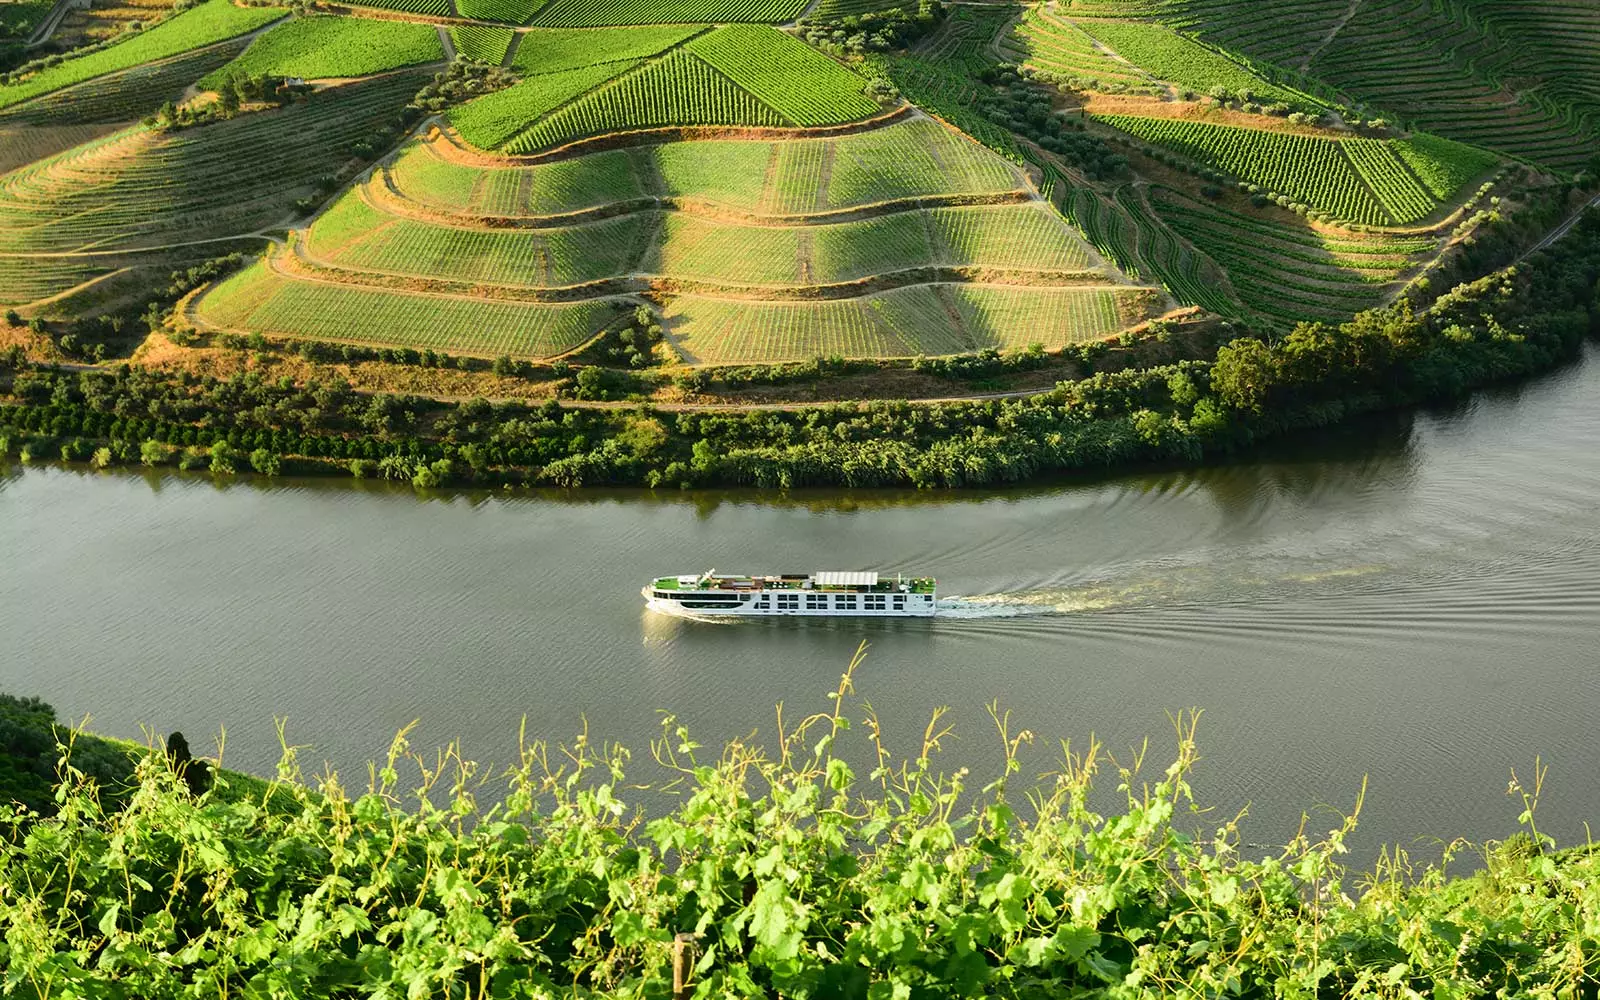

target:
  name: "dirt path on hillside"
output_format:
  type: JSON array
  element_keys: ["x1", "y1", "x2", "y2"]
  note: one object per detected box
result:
[{"x1": 1301, "y1": 0, "x2": 1364, "y2": 72}]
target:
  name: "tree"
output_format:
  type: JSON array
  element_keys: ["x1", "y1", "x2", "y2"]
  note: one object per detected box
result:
[{"x1": 1210, "y1": 338, "x2": 1277, "y2": 413}]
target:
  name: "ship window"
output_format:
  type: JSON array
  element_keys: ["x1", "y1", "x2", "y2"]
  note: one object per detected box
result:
[
  {"x1": 841, "y1": 596, "x2": 857, "y2": 609},
  {"x1": 893, "y1": 596, "x2": 905, "y2": 608}
]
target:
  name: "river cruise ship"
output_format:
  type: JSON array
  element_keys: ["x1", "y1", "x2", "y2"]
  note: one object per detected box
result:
[{"x1": 644, "y1": 571, "x2": 937, "y2": 617}]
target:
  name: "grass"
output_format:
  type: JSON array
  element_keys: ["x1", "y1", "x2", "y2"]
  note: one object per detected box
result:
[
  {"x1": 195, "y1": 256, "x2": 623, "y2": 357},
  {"x1": 199, "y1": 16, "x2": 443, "y2": 89},
  {"x1": 528, "y1": 0, "x2": 808, "y2": 28},
  {"x1": 683, "y1": 24, "x2": 880, "y2": 127},
  {"x1": 0, "y1": 0, "x2": 284, "y2": 110},
  {"x1": 450, "y1": 25, "x2": 516, "y2": 64}
]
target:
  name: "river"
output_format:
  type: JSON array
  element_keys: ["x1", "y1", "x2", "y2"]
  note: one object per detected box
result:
[{"x1": 4, "y1": 349, "x2": 1599, "y2": 860}]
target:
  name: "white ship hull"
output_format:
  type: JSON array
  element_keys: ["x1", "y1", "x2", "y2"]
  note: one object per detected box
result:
[{"x1": 642, "y1": 582, "x2": 938, "y2": 618}]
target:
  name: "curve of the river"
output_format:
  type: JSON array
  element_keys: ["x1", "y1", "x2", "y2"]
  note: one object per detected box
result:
[{"x1": 4, "y1": 347, "x2": 1599, "y2": 858}]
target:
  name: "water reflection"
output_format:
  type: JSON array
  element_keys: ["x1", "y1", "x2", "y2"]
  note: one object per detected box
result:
[{"x1": 1, "y1": 348, "x2": 1598, "y2": 860}]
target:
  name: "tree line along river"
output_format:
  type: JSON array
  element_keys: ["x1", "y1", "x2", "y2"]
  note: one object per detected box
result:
[{"x1": 3, "y1": 345, "x2": 1599, "y2": 860}]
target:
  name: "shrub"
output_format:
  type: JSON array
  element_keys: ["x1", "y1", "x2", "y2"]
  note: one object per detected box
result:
[
  {"x1": 0, "y1": 667, "x2": 1592, "y2": 999},
  {"x1": 140, "y1": 439, "x2": 173, "y2": 466},
  {"x1": 248, "y1": 447, "x2": 281, "y2": 476}
]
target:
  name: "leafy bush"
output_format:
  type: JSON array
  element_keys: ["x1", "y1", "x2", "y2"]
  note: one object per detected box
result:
[{"x1": 0, "y1": 662, "x2": 1595, "y2": 998}]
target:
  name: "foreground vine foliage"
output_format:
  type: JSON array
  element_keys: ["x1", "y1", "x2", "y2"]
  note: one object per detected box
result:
[{"x1": 1, "y1": 652, "x2": 1595, "y2": 998}]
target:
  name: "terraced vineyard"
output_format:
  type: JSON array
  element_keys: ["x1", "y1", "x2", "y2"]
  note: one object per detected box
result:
[
  {"x1": 1148, "y1": 186, "x2": 1434, "y2": 322},
  {"x1": 450, "y1": 25, "x2": 516, "y2": 64},
  {"x1": 447, "y1": 24, "x2": 884, "y2": 154},
  {"x1": 393, "y1": 117, "x2": 1025, "y2": 216},
  {"x1": 0, "y1": 0, "x2": 283, "y2": 110},
  {"x1": 0, "y1": 41, "x2": 250, "y2": 127},
  {"x1": 199, "y1": 16, "x2": 444, "y2": 87},
  {"x1": 178, "y1": 104, "x2": 1151, "y2": 360},
  {"x1": 195, "y1": 254, "x2": 624, "y2": 357},
  {"x1": 1074, "y1": 19, "x2": 1313, "y2": 108},
  {"x1": 666, "y1": 285, "x2": 1139, "y2": 363},
  {"x1": 2, "y1": 0, "x2": 1584, "y2": 384},
  {"x1": 997, "y1": 8, "x2": 1157, "y2": 92},
  {"x1": 1064, "y1": 0, "x2": 1600, "y2": 171},
  {"x1": 0, "y1": 73, "x2": 423, "y2": 305},
  {"x1": 1096, "y1": 115, "x2": 1495, "y2": 225},
  {"x1": 527, "y1": 0, "x2": 809, "y2": 27}
]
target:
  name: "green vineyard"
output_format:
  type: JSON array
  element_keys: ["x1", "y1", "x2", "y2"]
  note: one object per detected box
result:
[
  {"x1": 393, "y1": 118, "x2": 1024, "y2": 218},
  {"x1": 1067, "y1": 0, "x2": 1599, "y2": 171},
  {"x1": 448, "y1": 61, "x2": 640, "y2": 150},
  {"x1": 196, "y1": 257, "x2": 626, "y2": 357},
  {"x1": 199, "y1": 16, "x2": 444, "y2": 88},
  {"x1": 527, "y1": 0, "x2": 808, "y2": 27},
  {"x1": 305, "y1": 187, "x2": 1097, "y2": 290},
  {"x1": 1076, "y1": 19, "x2": 1312, "y2": 109},
  {"x1": 445, "y1": 24, "x2": 880, "y2": 153},
  {"x1": 998, "y1": 8, "x2": 1157, "y2": 91},
  {"x1": 684, "y1": 25, "x2": 879, "y2": 127},
  {"x1": 666, "y1": 285, "x2": 1137, "y2": 363},
  {"x1": 0, "y1": 41, "x2": 249, "y2": 127},
  {"x1": 510, "y1": 25, "x2": 703, "y2": 75},
  {"x1": 449, "y1": 25, "x2": 516, "y2": 64},
  {"x1": 504, "y1": 50, "x2": 788, "y2": 152},
  {"x1": 0, "y1": 73, "x2": 422, "y2": 304},
  {"x1": 454, "y1": 0, "x2": 549, "y2": 22},
  {"x1": 0, "y1": 0, "x2": 283, "y2": 110},
  {"x1": 3, "y1": 0, "x2": 1573, "y2": 378},
  {"x1": 1148, "y1": 185, "x2": 1433, "y2": 322},
  {"x1": 1095, "y1": 115, "x2": 1495, "y2": 225}
]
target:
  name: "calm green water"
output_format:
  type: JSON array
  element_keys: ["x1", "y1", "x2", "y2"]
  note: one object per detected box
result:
[{"x1": 4, "y1": 350, "x2": 1600, "y2": 857}]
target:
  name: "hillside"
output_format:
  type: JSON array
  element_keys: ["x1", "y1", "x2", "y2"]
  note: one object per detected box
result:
[{"x1": 0, "y1": 0, "x2": 1595, "y2": 433}]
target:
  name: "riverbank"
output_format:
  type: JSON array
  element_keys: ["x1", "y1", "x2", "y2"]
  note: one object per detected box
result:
[
  {"x1": 3, "y1": 679, "x2": 1596, "y2": 998},
  {"x1": 3, "y1": 210, "x2": 1597, "y2": 489}
]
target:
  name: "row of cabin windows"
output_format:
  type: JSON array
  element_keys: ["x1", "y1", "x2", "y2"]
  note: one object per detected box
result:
[{"x1": 659, "y1": 592, "x2": 930, "y2": 610}]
